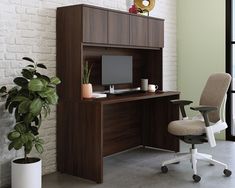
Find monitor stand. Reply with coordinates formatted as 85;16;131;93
109;85;115;94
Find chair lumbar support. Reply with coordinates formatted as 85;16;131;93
161;146;232;182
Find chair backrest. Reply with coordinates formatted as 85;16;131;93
199;73;231;123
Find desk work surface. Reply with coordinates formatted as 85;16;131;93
82;91;180;104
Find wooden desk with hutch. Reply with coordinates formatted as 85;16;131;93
56;4;180;183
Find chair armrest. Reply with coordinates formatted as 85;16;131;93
171;100;193;118
190;105;217;112
190;105;217;127
171;99;193;105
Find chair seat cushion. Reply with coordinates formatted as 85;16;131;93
168;120;206;136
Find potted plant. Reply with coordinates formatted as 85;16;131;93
0;57;61;188
82;61;92;98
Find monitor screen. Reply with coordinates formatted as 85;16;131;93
102;55;133;85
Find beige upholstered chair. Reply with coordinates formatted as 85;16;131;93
161;73;232;182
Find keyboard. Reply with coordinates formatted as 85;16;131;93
111;90;144;96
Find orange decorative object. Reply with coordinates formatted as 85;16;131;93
82;83;93;98
134;0;156;12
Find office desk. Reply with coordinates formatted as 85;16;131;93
57;91;180;183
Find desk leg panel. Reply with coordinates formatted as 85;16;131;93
57;101;103;183
79;102;103;183
143;95;179;152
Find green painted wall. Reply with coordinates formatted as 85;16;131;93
177;0;226;139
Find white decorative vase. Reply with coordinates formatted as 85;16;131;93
12;158;42;188
82;83;93;98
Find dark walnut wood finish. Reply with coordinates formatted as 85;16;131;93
83;7;108;44
57;4;179;184
108;11;130;45
148;18;164;47
130;15;148;47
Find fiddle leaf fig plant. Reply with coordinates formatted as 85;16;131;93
0;57;61;162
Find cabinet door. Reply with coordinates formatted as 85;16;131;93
130;15;148;47
83;7;108;44
148;19;164;48
108;11;130;45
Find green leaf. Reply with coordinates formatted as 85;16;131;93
18;100;31;114
24;113;34;124
5;99;11;109
30;126;39;135
14;77;28;87
18;89;30;98
0;86;7;93
35;143;44;154
40;75;50;83
37;63;47;69
8;101;19;114
26;132;34;141
38;87;55;98
33;116;39;126
8;142;14;151
28;78;44;91
38;91;47;98
8;131;21;141
30;98;43;116
22;69;33;79
13;139;23;150
20;134;28;144
47;92;58;105
12;96;28;102
22;57;34;63
50;77;61;85
14;108;21;122
39;78;48;87
8;87;18;94
26;65;34;68
15;123;26;133
25;141;33;154
35;72;41;77
38;139;44;144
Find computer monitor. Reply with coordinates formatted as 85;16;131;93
102;55;133;85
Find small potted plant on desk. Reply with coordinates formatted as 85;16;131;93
82;61;93;98
0;57;61;188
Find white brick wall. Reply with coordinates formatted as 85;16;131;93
0;0;177;187
150;0;177;90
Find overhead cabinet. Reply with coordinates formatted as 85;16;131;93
130;15;148;47
148;18;164;47
108;11;130;45
81;5;164;48
83;7;108;44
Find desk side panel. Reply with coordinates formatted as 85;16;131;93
57;101;103;183
143;95;179;152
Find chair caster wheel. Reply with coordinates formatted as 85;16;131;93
224;169;232;177
161;166;168;173
192;174;201;183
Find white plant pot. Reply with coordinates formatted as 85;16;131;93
12;158;42;188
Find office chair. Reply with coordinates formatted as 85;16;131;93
161;73;232;182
